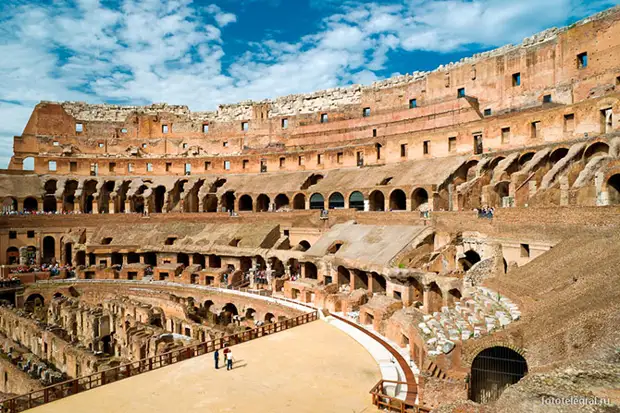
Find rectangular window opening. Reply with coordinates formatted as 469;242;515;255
165;162;172;172
337;152;343;164
109;162;116;173
531;121;540;139
512;72;521;87
48;161;57;171
70;161;77;172
320;113;328;123
75;123;83;133
242;160;249;169
279;157;286;168
224;161;231;170
242;122;249;132
282;118;288;129
543;94;552;104
484;108;492;116
520;243;530;258
317;154;323;165
202;124;209;133
577;52;588;69
563;114;575;132
298;156;304;166
400;144;408;158
423;140;430;155
363;107;371;117
146;163;153;172
27;230;35;238
162;125;169;134
409;99;417;109
457;88;465;98
128;163;134;173
204;161;211;171
448;137;457;152
501;127;511;144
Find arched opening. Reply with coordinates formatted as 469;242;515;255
177;253;189;267
488;157;505;172
63;180;78;212
23;197;38;212
42;236;56;264
389;189;406;211
245;308;256;320
25;294;45;311
470;347;528;403
518;152;535;167
256;194;270;212
264;313;275;323
82;180;97;214
153;186;166;213
219;303;238;325
298;241;311;252
459;250;481;271
607;174;620;205
411;188;429;211
337;266;350;286
75;250;86;266
64;243;73;265
583;142;610;163
203;194;218;212
274;194;289;210
304;262;317;279
293;193;306;210
22;157;34;171
238;195;253;212
549;148;569;164
328;192;345;209
494;181;510;205
2;197;17;213
348;191;364;211
369;190;385;211
427;282;443;313
309;193;324;210
222;191;236;212
6;247;19;265
447;288;462;306
43;196;57;212
143;252;157;266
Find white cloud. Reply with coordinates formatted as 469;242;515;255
0;0;617;168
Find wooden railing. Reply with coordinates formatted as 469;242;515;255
369;380;431;413
0;311;318;413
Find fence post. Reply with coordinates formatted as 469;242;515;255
72;379;79;395
44;388;49;403
101;371;106;385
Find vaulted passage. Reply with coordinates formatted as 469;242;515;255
239;195;253;211
459;250;481;271
389;189;406;211
328;192;344;209
411;188;428;211
293;193;306;210
349;191;364;211
469;347;528;404
369;190;384;211
309;193;324;210
608;174;620;205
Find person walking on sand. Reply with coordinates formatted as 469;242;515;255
226;349;233;371
214;348;220;369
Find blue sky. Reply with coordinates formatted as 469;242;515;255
0;0;618;168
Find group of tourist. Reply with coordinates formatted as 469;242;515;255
213;346;234;370
0;210;85;216
475;206;495;219
253;270;270;286
9;263;76;278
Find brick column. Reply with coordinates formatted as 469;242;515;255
422;284;432;314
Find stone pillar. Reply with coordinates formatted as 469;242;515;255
17;199;23;212
364;199;369;212
109;200;115;214
422;284;432;314
448;184;454;211
368;273;380;293
343;196;350;209
559;176;570;206
305;197;310;210
92;200;99;214
139;254;145;264
124;200;131;213
37;198;43;212
74;201;81;213
56;199;63;213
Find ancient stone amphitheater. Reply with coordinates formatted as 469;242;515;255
1;6;619;413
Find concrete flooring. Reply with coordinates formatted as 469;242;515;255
31;320;381;413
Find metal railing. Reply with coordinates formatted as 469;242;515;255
369;380;430;413
0;311;318;413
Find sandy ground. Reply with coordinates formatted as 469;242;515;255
30;320;381;413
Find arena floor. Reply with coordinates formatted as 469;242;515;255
30;320;381;413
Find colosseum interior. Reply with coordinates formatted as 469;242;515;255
1;5;620;413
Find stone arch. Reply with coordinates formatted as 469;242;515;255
493;181;510;205
469;346;528;403
300;174;323;190
22;156;35;171
256;194;270;212
607;174;620;205
583;141;610;163
518;152;535;167
6;247;19;265
488;156;505;172
427;282;443;313
411;188;429;211
549;147;569;164
459;250;481;271
245;308;256;320
328;192;345;209
238;195;253;212
75;250;86;266
219;303;238;325
369;190;385;211
337;266;350;286
25;293;45;310
203;194;218;212
298;241;311;252
82;180;98;214
64;243;73;265
63;180;78;212
292;193;306;210
221;191;236;212
264;312;275;323
274;194;289;210
153;186;166;213
23;197;38;212
42;236;56;264
304;262;317;279
2;197;17;213
309;193;325;210
348;191;364;211
447;288;462;306
389;189;407;211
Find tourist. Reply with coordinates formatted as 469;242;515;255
226;349;233;370
214;348;220;369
